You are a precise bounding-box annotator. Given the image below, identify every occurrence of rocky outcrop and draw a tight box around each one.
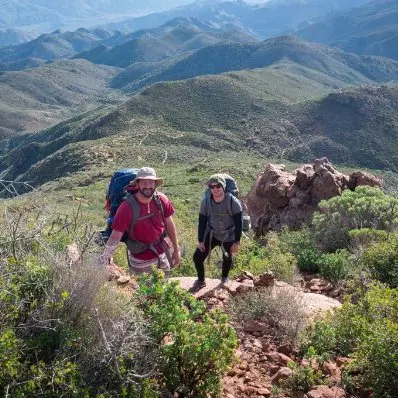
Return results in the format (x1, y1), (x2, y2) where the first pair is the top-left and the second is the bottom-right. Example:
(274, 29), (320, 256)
(246, 157), (381, 234)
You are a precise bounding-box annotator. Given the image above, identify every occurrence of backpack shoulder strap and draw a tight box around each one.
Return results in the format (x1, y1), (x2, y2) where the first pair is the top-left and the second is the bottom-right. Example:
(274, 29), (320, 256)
(205, 191), (212, 219)
(125, 193), (141, 239)
(228, 193), (233, 216)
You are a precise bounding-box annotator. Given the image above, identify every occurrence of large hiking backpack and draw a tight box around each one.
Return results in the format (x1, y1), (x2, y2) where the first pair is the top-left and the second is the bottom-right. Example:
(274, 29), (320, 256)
(100, 168), (139, 242)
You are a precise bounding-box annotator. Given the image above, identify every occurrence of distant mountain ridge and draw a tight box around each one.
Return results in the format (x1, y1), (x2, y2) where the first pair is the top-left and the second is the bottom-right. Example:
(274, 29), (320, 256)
(0, 18), (257, 71)
(102, 0), (372, 39)
(110, 36), (398, 91)
(0, 0), (373, 48)
(0, 0), (196, 33)
(295, 0), (398, 60)
(1, 34), (398, 139)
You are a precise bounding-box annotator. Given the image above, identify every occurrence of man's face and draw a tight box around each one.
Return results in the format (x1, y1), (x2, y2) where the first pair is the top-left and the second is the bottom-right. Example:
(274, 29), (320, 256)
(138, 179), (156, 198)
(209, 182), (224, 199)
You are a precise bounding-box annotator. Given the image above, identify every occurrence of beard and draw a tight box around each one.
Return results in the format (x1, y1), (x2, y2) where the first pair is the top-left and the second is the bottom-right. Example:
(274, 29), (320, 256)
(139, 188), (155, 198)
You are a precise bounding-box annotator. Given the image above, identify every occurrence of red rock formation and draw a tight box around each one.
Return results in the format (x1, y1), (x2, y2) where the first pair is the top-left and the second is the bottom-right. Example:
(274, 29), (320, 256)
(246, 157), (382, 234)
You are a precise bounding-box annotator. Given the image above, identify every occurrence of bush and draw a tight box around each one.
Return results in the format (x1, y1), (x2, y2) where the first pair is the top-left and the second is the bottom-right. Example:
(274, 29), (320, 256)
(299, 318), (337, 357)
(137, 270), (238, 398)
(283, 360), (325, 392)
(317, 249), (352, 283)
(299, 284), (398, 397)
(348, 228), (389, 251)
(361, 234), (398, 287)
(0, 203), (160, 396)
(279, 227), (320, 272)
(312, 186), (398, 252)
(228, 286), (305, 344)
(297, 248), (320, 273)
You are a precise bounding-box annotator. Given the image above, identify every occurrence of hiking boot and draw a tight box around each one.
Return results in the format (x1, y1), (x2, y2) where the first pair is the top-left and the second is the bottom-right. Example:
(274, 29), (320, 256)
(188, 279), (206, 292)
(221, 277), (229, 285)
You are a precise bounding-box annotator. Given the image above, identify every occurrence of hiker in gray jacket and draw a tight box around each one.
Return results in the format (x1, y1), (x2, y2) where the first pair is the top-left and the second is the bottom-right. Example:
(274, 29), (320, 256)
(190, 174), (243, 292)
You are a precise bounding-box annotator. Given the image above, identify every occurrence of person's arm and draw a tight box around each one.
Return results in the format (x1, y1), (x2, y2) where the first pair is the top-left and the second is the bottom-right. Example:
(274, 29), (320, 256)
(101, 229), (124, 265)
(230, 197), (243, 254)
(164, 215), (181, 266)
(233, 212), (243, 243)
(198, 213), (208, 243)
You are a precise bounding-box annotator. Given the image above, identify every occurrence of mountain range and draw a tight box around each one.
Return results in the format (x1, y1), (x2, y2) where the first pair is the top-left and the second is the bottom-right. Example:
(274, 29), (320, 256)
(0, 0), (373, 48)
(1, 34), (398, 190)
(2, 34), (398, 139)
(110, 36), (398, 92)
(0, 18), (257, 71)
(0, 0), (196, 33)
(295, 0), (398, 60)
(1, 0), (398, 197)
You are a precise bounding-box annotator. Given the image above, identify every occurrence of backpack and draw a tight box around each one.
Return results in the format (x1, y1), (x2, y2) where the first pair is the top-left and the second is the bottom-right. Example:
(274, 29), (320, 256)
(102, 168), (139, 241)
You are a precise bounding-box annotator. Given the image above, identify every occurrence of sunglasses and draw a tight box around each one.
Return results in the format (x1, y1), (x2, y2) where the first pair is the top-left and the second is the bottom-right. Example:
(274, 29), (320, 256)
(209, 183), (222, 189)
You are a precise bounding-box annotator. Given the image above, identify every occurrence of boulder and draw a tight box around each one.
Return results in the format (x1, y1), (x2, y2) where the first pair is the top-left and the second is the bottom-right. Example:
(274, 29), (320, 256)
(307, 385), (346, 398)
(247, 157), (382, 234)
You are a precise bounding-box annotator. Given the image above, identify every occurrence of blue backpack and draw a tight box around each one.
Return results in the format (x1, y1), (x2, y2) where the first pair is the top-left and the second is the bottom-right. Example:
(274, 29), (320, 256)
(101, 168), (139, 241)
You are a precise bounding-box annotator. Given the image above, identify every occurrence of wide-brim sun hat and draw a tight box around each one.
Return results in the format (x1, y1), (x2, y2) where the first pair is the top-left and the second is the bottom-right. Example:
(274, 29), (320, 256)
(131, 167), (164, 187)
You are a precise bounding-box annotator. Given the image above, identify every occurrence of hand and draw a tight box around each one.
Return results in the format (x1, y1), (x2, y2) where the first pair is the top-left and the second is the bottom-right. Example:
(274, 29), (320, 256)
(100, 254), (111, 267)
(198, 242), (206, 252)
(172, 248), (181, 267)
(230, 242), (240, 255)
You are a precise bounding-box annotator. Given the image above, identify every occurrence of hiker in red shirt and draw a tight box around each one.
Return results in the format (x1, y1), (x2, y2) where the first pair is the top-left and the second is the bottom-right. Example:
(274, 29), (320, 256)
(101, 167), (180, 275)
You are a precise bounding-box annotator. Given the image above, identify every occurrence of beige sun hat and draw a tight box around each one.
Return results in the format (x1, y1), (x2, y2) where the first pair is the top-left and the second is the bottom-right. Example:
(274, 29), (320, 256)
(131, 167), (164, 187)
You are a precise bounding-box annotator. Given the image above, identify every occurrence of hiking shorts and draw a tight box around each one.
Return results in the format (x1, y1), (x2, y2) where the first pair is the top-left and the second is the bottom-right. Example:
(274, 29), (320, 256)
(128, 252), (170, 275)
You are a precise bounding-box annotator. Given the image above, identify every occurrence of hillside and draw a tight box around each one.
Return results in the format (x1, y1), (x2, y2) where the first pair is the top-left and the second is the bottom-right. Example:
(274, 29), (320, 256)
(112, 36), (398, 91)
(0, 28), (37, 47)
(0, 28), (117, 71)
(0, 59), (126, 137)
(74, 21), (257, 68)
(2, 63), (398, 192)
(295, 0), (398, 60)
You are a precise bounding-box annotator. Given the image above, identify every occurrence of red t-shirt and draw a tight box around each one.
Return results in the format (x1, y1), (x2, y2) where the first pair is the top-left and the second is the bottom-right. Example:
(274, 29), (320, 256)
(111, 192), (175, 260)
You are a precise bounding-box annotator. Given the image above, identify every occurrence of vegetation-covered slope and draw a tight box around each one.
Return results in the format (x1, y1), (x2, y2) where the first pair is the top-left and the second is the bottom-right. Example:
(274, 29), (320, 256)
(0, 59), (126, 137)
(112, 36), (398, 91)
(295, 0), (398, 60)
(2, 63), (398, 192)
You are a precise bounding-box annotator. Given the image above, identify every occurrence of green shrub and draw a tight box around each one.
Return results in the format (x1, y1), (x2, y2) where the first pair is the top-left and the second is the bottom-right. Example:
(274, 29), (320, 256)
(312, 186), (398, 252)
(348, 228), (389, 250)
(0, 204), (161, 397)
(354, 319), (398, 397)
(279, 228), (320, 272)
(297, 248), (320, 273)
(317, 249), (351, 283)
(137, 270), (238, 398)
(361, 234), (398, 287)
(283, 360), (325, 392)
(300, 284), (398, 397)
(232, 233), (297, 282)
(299, 318), (338, 357)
